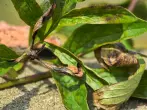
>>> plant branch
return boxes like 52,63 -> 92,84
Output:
0,58 -> 81,89
28,27 -> 33,46
0,71 -> 52,90
37,59 -> 78,76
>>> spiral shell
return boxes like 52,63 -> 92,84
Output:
94,43 -> 138,69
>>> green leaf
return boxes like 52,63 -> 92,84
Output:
0,44 -> 19,60
93,55 -> 145,106
64,20 -> 147,55
83,66 -> 108,90
55,5 -> 138,41
121,39 -> 134,50
38,0 -> 84,42
11,0 -> 43,26
44,42 -> 107,90
6,68 -> 19,80
51,0 -> 85,23
58,5 -> 137,27
55,24 -> 82,37
44,42 -> 89,109
49,0 -> 77,31
39,0 -> 51,13
45,42 -> 80,66
0,61 -> 23,76
93,67 -> 131,85
52,72 -> 89,110
133,70 -> 147,99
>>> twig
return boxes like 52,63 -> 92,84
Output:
37,59 -> 76,76
128,0 -> 138,12
0,72 -> 52,90
0,58 -> 81,89
136,52 -> 147,58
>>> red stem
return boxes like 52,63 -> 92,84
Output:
128,0 -> 138,12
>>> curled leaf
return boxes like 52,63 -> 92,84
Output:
34,0 -> 83,42
44,42 -> 107,90
44,42 -> 90,110
93,55 -> 145,109
133,70 -> 147,99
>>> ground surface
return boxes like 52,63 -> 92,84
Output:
0,22 -> 147,110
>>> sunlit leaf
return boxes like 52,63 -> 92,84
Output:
52,72 -> 89,110
0,44 -> 19,60
121,39 -> 133,50
58,5 -> 137,27
83,66 -> 108,90
133,70 -> 147,99
64,20 -> 147,55
39,0 -> 83,41
11,0 -> 43,26
44,42 -> 107,90
39,0 -> 51,13
0,61 -> 23,76
44,42 -> 89,110
93,56 -> 145,107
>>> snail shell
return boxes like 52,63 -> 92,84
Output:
94,43 -> 138,69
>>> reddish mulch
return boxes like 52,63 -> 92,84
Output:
0,21 -> 29,48
0,21 -> 61,48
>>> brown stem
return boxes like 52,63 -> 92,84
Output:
136,52 -> 147,58
128,0 -> 138,12
0,72 -> 52,90
0,59 -> 81,90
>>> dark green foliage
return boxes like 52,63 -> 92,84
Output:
0,44 -> 19,60
2,1 -> 147,109
11,0 -> 43,26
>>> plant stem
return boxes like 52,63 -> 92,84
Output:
0,52 -> 78,89
128,0 -> 138,12
0,72 -> 52,90
0,62 -> 77,90
28,27 -> 33,46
